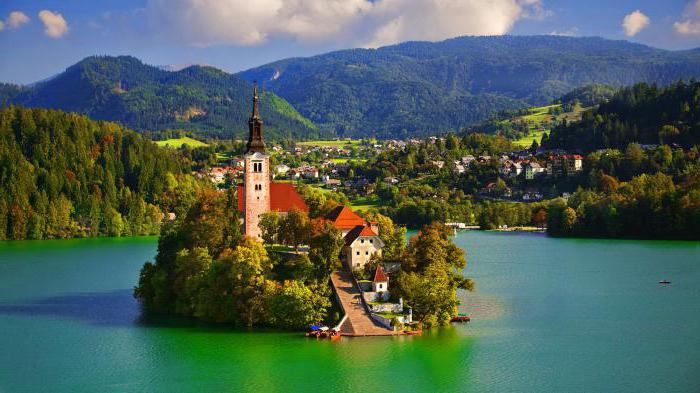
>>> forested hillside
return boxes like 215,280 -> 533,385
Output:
239,36 -> 700,138
0,56 -> 323,141
0,106 -> 201,240
545,81 -> 700,151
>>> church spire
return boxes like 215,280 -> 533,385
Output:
251,84 -> 260,119
246,84 -> 265,153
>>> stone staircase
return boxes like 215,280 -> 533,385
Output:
330,270 -> 397,336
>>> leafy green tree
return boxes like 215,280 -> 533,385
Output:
364,212 -> 406,261
395,222 -> 473,327
279,207 -> 309,251
266,281 -> 331,329
259,212 -> 281,244
307,219 -> 344,281
172,247 -> 213,315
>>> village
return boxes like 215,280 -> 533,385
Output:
196,136 -> 587,207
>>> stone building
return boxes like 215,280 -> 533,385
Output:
324,206 -> 384,270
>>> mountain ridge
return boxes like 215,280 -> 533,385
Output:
238,35 -> 700,138
0,55 -> 322,141
2,36 -> 700,140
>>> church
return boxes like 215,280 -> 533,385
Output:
235,87 -> 382,272
236,86 -> 308,240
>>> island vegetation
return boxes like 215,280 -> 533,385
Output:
134,184 -> 473,329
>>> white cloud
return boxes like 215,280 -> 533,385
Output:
364,0 -> 533,48
674,0 -> 700,35
38,10 -> 68,38
622,10 -> 650,37
145,0 -> 545,48
7,11 -> 30,29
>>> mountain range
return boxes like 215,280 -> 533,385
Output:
0,56 -> 322,141
2,35 -> 700,140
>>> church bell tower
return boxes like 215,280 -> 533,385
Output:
243,85 -> 270,240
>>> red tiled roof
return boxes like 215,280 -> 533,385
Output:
324,205 -> 367,229
237,182 -> 309,213
373,265 -> 388,282
359,226 -> 377,236
344,224 -> 378,246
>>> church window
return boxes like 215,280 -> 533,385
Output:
356,251 -> 360,256
361,239 -> 364,244
365,251 -> 369,255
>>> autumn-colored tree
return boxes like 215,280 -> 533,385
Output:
561,207 -> 578,234
532,208 -> 547,229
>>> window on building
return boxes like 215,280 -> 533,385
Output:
360,239 -> 364,244
365,251 -> 369,255
253,162 -> 263,172
356,252 -> 360,256
370,239 -> 373,244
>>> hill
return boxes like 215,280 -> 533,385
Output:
545,81 -> 700,151
0,56 -> 323,141
239,36 -> 700,138
0,106 -> 200,240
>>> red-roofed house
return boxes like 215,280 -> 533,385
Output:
325,206 -> 370,236
372,265 -> 388,292
238,86 -> 308,240
324,206 -> 383,270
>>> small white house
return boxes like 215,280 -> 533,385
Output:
372,265 -> 389,292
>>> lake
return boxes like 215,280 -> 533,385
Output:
1,232 -> 699,392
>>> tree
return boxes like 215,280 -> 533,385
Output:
364,212 -> 406,261
530,138 -> 539,152
561,207 -> 578,234
259,212 -> 281,244
172,247 -> 212,315
307,219 -> 344,281
659,124 -> 680,145
266,281 -> 331,329
404,222 -> 466,273
396,267 -> 458,327
197,238 -> 272,326
532,208 -> 547,229
279,207 -> 309,251
395,222 -> 473,327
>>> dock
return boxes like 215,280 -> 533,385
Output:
330,270 -> 400,337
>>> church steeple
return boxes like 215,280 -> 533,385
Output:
246,84 -> 265,153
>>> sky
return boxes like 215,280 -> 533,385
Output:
1,0 -> 700,84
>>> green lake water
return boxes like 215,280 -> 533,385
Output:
1,232 -> 699,392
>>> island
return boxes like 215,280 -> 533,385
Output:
134,88 -> 474,335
